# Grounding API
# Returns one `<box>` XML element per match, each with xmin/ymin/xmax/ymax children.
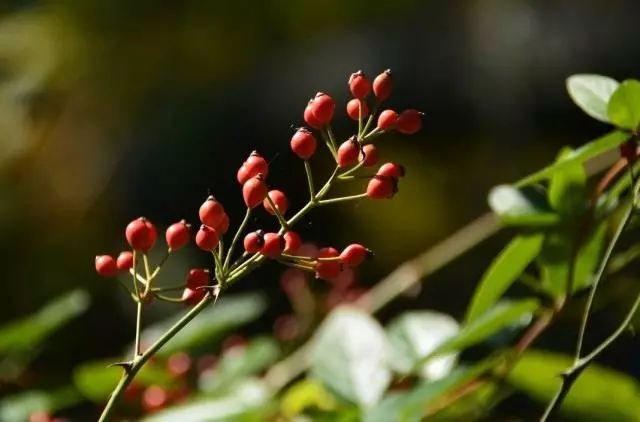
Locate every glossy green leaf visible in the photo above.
<box><xmin>509</xmin><ymin>349</ymin><xmax>640</xmax><ymax>421</ymax></box>
<box><xmin>138</xmin><ymin>292</ymin><xmax>267</xmax><ymax>358</ymax></box>
<box><xmin>566</xmin><ymin>74</ymin><xmax>619</xmax><ymax>123</ymax></box>
<box><xmin>607</xmin><ymin>79</ymin><xmax>640</xmax><ymax>130</ymax></box>
<box><xmin>386</xmin><ymin>311</ymin><xmax>459</xmax><ymax>380</ymax></box>
<box><xmin>0</xmin><ymin>388</ymin><xmax>81</xmax><ymax>422</ymax></box>
<box><xmin>73</xmin><ymin>359</ymin><xmax>175</xmax><ymax>402</ymax></box>
<box><xmin>0</xmin><ymin>290</ymin><xmax>90</xmax><ymax>354</ymax></box>
<box><xmin>465</xmin><ymin>234</ymin><xmax>544</xmax><ymax>324</ymax></box>
<box><xmin>310</xmin><ymin>306</ymin><xmax>392</xmax><ymax>409</ymax></box>
<box><xmin>199</xmin><ymin>337</ymin><xmax>280</xmax><ymax>395</ymax></box>
<box><xmin>548</xmin><ymin>147</ymin><xmax>587</xmax><ymax>216</ymax></box>
<box><xmin>488</xmin><ymin>185</ymin><xmax>560</xmax><ymax>227</ymax></box>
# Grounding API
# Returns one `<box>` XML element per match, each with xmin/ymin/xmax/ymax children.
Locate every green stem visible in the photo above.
<box><xmin>151</xmin><ymin>284</ymin><xmax>187</xmax><ymax>293</ymax></box>
<box><xmin>149</xmin><ymin>249</ymin><xmax>171</xmax><ymax>280</ymax></box>
<box><xmin>224</xmin><ymin>208</ymin><xmax>252</xmax><ymax>271</ymax></box>
<box><xmin>361</xmin><ymin>101</ymin><xmax>380</xmax><ymax>136</ymax></box>
<box><xmin>304</xmin><ymin>161</ymin><xmax>316</xmax><ymax>201</ymax></box>
<box><xmin>317</xmin><ymin>193</ymin><xmax>368</xmax><ymax>206</ymax></box>
<box><xmin>265</xmin><ymin>193</ymin><xmax>290</xmax><ymax>230</ymax></box>
<box><xmin>320</xmin><ymin>129</ymin><xmax>337</xmax><ymax>159</ymax></box>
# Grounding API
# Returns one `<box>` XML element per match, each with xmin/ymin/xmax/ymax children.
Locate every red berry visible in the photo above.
<box><xmin>95</xmin><ymin>255</ymin><xmax>117</xmax><ymax>277</ymax></box>
<box><xmin>260</xmin><ymin>232</ymin><xmax>284</xmax><ymax>258</ymax></box>
<box><xmin>291</xmin><ymin>128</ymin><xmax>317</xmax><ymax>160</ymax></box>
<box><xmin>182</xmin><ymin>287</ymin><xmax>205</xmax><ymax>305</ymax></box>
<box><xmin>377</xmin><ymin>109</ymin><xmax>399</xmax><ymax>131</ymax></box>
<box><xmin>396</xmin><ymin>109</ymin><xmax>423</xmax><ymax>134</ymax></box>
<box><xmin>125</xmin><ymin>217</ymin><xmax>157</xmax><ymax>253</ymax></box>
<box><xmin>167</xmin><ymin>352</ymin><xmax>192</xmax><ymax>378</ymax></box>
<box><xmin>263</xmin><ymin>189</ymin><xmax>289</xmax><ymax>216</ymax></box>
<box><xmin>359</xmin><ymin>144</ymin><xmax>379</xmax><ymax>167</ymax></box>
<box><xmin>216</xmin><ymin>213</ymin><xmax>230</xmax><ymax>235</ymax></box>
<box><xmin>116</xmin><ymin>251</ymin><xmax>134</xmax><ymax>272</ymax></box>
<box><xmin>245</xmin><ymin>151</ymin><xmax>269</xmax><ymax>179</ymax></box>
<box><xmin>337</xmin><ymin>136</ymin><xmax>361</xmax><ymax>168</ymax></box>
<box><xmin>273</xmin><ymin>314</ymin><xmax>300</xmax><ymax>342</ymax></box>
<box><xmin>316</xmin><ymin>247</ymin><xmax>342</xmax><ymax>280</ymax></box>
<box><xmin>142</xmin><ymin>385</ymin><xmax>168</xmax><ymax>413</ymax></box>
<box><xmin>340</xmin><ymin>244</ymin><xmax>373</xmax><ymax>267</ymax></box>
<box><xmin>372</xmin><ymin>69</ymin><xmax>393</xmax><ymax>100</ymax></box>
<box><xmin>304</xmin><ymin>102</ymin><xmax>322</xmax><ymax>129</ymax></box>
<box><xmin>349</xmin><ymin>70</ymin><xmax>370</xmax><ymax>99</ymax></box>
<box><xmin>165</xmin><ymin>220</ymin><xmax>191</xmax><ymax>251</ymax></box>
<box><xmin>280</xmin><ymin>268</ymin><xmax>307</xmax><ymax>297</ymax></box>
<box><xmin>283</xmin><ymin>231</ymin><xmax>302</xmax><ymax>254</ymax></box>
<box><xmin>346</xmin><ymin>98</ymin><xmax>369</xmax><ymax>120</ymax></box>
<box><xmin>199</xmin><ymin>196</ymin><xmax>226</xmax><ymax>228</ymax></box>
<box><xmin>237</xmin><ymin>165</ymin><xmax>251</xmax><ymax>185</ymax></box>
<box><xmin>222</xmin><ymin>334</ymin><xmax>247</xmax><ymax>352</ymax></box>
<box><xmin>195</xmin><ymin>225</ymin><xmax>219</xmax><ymax>251</ymax></box>
<box><xmin>309</xmin><ymin>92</ymin><xmax>335</xmax><ymax>126</ymax></box>
<box><xmin>367</xmin><ymin>175</ymin><xmax>398</xmax><ymax>199</ymax></box>
<box><xmin>186</xmin><ymin>268</ymin><xmax>209</xmax><ymax>290</ymax></box>
<box><xmin>124</xmin><ymin>381</ymin><xmax>143</xmax><ymax>403</ymax></box>
<box><xmin>29</xmin><ymin>412</ymin><xmax>52</xmax><ymax>422</ymax></box>
<box><xmin>243</xmin><ymin>174</ymin><xmax>268</xmax><ymax>208</ymax></box>
<box><xmin>377</xmin><ymin>162</ymin><xmax>405</xmax><ymax>178</ymax></box>
<box><xmin>244</xmin><ymin>230</ymin><xmax>265</xmax><ymax>254</ymax></box>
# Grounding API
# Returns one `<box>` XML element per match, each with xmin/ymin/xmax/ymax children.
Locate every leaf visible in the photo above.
<box><xmin>509</xmin><ymin>349</ymin><xmax>640</xmax><ymax>421</ymax></box>
<box><xmin>487</xmin><ymin>185</ymin><xmax>560</xmax><ymax>227</ymax></box>
<box><xmin>386</xmin><ymin>311</ymin><xmax>459</xmax><ymax>380</ymax></box>
<box><xmin>607</xmin><ymin>79</ymin><xmax>640</xmax><ymax>130</ymax></box>
<box><xmin>548</xmin><ymin>147</ymin><xmax>587</xmax><ymax>216</ymax></box>
<box><xmin>0</xmin><ymin>290</ymin><xmax>90</xmax><ymax>354</ymax></box>
<box><xmin>280</xmin><ymin>379</ymin><xmax>339</xmax><ymax>418</ymax></box>
<box><xmin>138</xmin><ymin>292</ymin><xmax>267</xmax><ymax>358</ymax></box>
<box><xmin>199</xmin><ymin>337</ymin><xmax>281</xmax><ymax>395</ymax></box>
<box><xmin>465</xmin><ymin>234</ymin><xmax>544</xmax><ymax>324</ymax></box>
<box><xmin>73</xmin><ymin>359</ymin><xmax>175</xmax><ymax>402</ymax></box>
<box><xmin>309</xmin><ymin>306</ymin><xmax>392</xmax><ymax>409</ymax></box>
<box><xmin>566</xmin><ymin>74</ymin><xmax>619</xmax><ymax>123</ymax></box>
<box><xmin>0</xmin><ymin>388</ymin><xmax>82</xmax><ymax>422</ymax></box>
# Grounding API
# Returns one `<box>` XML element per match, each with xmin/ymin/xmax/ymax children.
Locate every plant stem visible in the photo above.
<box><xmin>224</xmin><ymin>208</ymin><xmax>252</xmax><ymax>271</ymax></box>
<box><xmin>149</xmin><ymin>249</ymin><xmax>171</xmax><ymax>280</ymax></box>
<box><xmin>317</xmin><ymin>193</ymin><xmax>368</xmax><ymax>206</ymax></box>
<box><xmin>304</xmin><ymin>161</ymin><xmax>316</xmax><ymax>200</ymax></box>
<box><xmin>265</xmin><ymin>193</ymin><xmax>289</xmax><ymax>230</ymax></box>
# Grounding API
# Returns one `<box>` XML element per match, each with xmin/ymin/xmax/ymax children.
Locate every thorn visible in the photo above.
<box><xmin>108</xmin><ymin>361</ymin><xmax>133</xmax><ymax>372</ymax></box>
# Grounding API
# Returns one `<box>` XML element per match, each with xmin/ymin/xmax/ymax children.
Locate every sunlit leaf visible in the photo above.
<box><xmin>607</xmin><ymin>79</ymin><xmax>640</xmax><ymax>130</ymax></box>
<box><xmin>0</xmin><ymin>388</ymin><xmax>81</xmax><ymax>422</ymax></box>
<box><xmin>566</xmin><ymin>74</ymin><xmax>619</xmax><ymax>123</ymax></box>
<box><xmin>280</xmin><ymin>379</ymin><xmax>338</xmax><ymax>418</ymax></box>
<box><xmin>488</xmin><ymin>185</ymin><xmax>560</xmax><ymax>227</ymax></box>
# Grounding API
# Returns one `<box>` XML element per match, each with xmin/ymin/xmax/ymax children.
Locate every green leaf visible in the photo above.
<box><xmin>73</xmin><ymin>359</ymin><xmax>175</xmax><ymax>402</ymax></box>
<box><xmin>199</xmin><ymin>337</ymin><xmax>281</xmax><ymax>395</ymax></box>
<box><xmin>509</xmin><ymin>349</ymin><xmax>640</xmax><ymax>421</ymax></box>
<box><xmin>607</xmin><ymin>79</ymin><xmax>640</xmax><ymax>130</ymax></box>
<box><xmin>138</xmin><ymin>292</ymin><xmax>267</xmax><ymax>358</ymax></box>
<box><xmin>488</xmin><ymin>185</ymin><xmax>560</xmax><ymax>227</ymax></box>
<box><xmin>0</xmin><ymin>289</ymin><xmax>90</xmax><ymax>354</ymax></box>
<box><xmin>309</xmin><ymin>306</ymin><xmax>392</xmax><ymax>409</ymax></box>
<box><xmin>465</xmin><ymin>234</ymin><xmax>544</xmax><ymax>324</ymax></box>
<box><xmin>566</xmin><ymin>74</ymin><xmax>619</xmax><ymax>123</ymax></box>
<box><xmin>548</xmin><ymin>147</ymin><xmax>587</xmax><ymax>216</ymax></box>
<box><xmin>280</xmin><ymin>379</ymin><xmax>339</xmax><ymax>418</ymax></box>
<box><xmin>0</xmin><ymin>388</ymin><xmax>82</xmax><ymax>422</ymax></box>
<box><xmin>386</xmin><ymin>311</ymin><xmax>459</xmax><ymax>380</ymax></box>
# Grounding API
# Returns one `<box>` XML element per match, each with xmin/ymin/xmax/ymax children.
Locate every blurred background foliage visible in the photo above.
<box><xmin>1</xmin><ymin>0</ymin><xmax>640</xmax><ymax>420</ymax></box>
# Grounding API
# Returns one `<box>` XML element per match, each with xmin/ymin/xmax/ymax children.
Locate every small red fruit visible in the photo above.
<box><xmin>263</xmin><ymin>189</ymin><xmax>289</xmax><ymax>216</ymax></box>
<box><xmin>195</xmin><ymin>225</ymin><xmax>219</xmax><ymax>251</ymax></box>
<box><xmin>309</xmin><ymin>92</ymin><xmax>335</xmax><ymax>126</ymax></box>
<box><xmin>243</xmin><ymin>174</ymin><xmax>268</xmax><ymax>208</ymax></box>
<box><xmin>186</xmin><ymin>268</ymin><xmax>209</xmax><ymax>290</ymax></box>
<box><xmin>244</xmin><ymin>230</ymin><xmax>265</xmax><ymax>254</ymax></box>
<box><xmin>372</xmin><ymin>69</ymin><xmax>393</xmax><ymax>100</ymax></box>
<box><xmin>346</xmin><ymin>98</ymin><xmax>369</xmax><ymax>120</ymax></box>
<box><xmin>182</xmin><ymin>287</ymin><xmax>205</xmax><ymax>305</ymax></box>
<box><xmin>377</xmin><ymin>162</ymin><xmax>405</xmax><ymax>178</ymax></box>
<box><xmin>304</xmin><ymin>101</ymin><xmax>322</xmax><ymax>129</ymax></box>
<box><xmin>316</xmin><ymin>247</ymin><xmax>342</xmax><ymax>280</ymax></box>
<box><xmin>125</xmin><ymin>217</ymin><xmax>157</xmax><ymax>253</ymax></box>
<box><xmin>237</xmin><ymin>165</ymin><xmax>251</xmax><ymax>185</ymax></box>
<box><xmin>245</xmin><ymin>151</ymin><xmax>269</xmax><ymax>179</ymax></box>
<box><xmin>29</xmin><ymin>412</ymin><xmax>52</xmax><ymax>422</ymax></box>
<box><xmin>291</xmin><ymin>128</ymin><xmax>317</xmax><ymax>160</ymax></box>
<box><xmin>349</xmin><ymin>70</ymin><xmax>370</xmax><ymax>99</ymax></box>
<box><xmin>142</xmin><ymin>385</ymin><xmax>168</xmax><ymax>413</ymax></box>
<box><xmin>359</xmin><ymin>144</ymin><xmax>379</xmax><ymax>167</ymax></box>
<box><xmin>95</xmin><ymin>255</ymin><xmax>117</xmax><ymax>277</ymax></box>
<box><xmin>377</xmin><ymin>109</ymin><xmax>399</xmax><ymax>131</ymax></box>
<box><xmin>283</xmin><ymin>231</ymin><xmax>302</xmax><ymax>254</ymax></box>
<box><xmin>260</xmin><ymin>232</ymin><xmax>284</xmax><ymax>258</ymax></box>
<box><xmin>396</xmin><ymin>109</ymin><xmax>423</xmax><ymax>134</ymax></box>
<box><xmin>273</xmin><ymin>314</ymin><xmax>300</xmax><ymax>342</ymax></box>
<box><xmin>216</xmin><ymin>213</ymin><xmax>230</xmax><ymax>234</ymax></box>
<box><xmin>116</xmin><ymin>251</ymin><xmax>134</xmax><ymax>272</ymax></box>
<box><xmin>199</xmin><ymin>196</ymin><xmax>226</xmax><ymax>228</ymax></box>
<box><xmin>340</xmin><ymin>244</ymin><xmax>373</xmax><ymax>267</ymax></box>
<box><xmin>366</xmin><ymin>175</ymin><xmax>398</xmax><ymax>199</ymax></box>
<box><xmin>337</xmin><ymin>136</ymin><xmax>361</xmax><ymax>168</ymax></box>
<box><xmin>167</xmin><ymin>352</ymin><xmax>192</xmax><ymax>378</ymax></box>
<box><xmin>165</xmin><ymin>220</ymin><xmax>191</xmax><ymax>251</ymax></box>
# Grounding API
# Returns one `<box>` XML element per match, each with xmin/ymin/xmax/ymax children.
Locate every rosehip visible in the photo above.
<box><xmin>263</xmin><ymin>189</ymin><xmax>289</xmax><ymax>216</ymax></box>
<box><xmin>165</xmin><ymin>220</ymin><xmax>191</xmax><ymax>251</ymax></box>
<box><xmin>244</xmin><ymin>230</ymin><xmax>265</xmax><ymax>254</ymax></box>
<box><xmin>396</xmin><ymin>109</ymin><xmax>423</xmax><ymax>134</ymax></box>
<box><xmin>116</xmin><ymin>251</ymin><xmax>134</xmax><ymax>272</ymax></box>
<box><xmin>243</xmin><ymin>174</ymin><xmax>268</xmax><ymax>208</ymax></box>
<box><xmin>372</xmin><ymin>69</ymin><xmax>393</xmax><ymax>100</ymax></box>
<box><xmin>291</xmin><ymin>127</ymin><xmax>317</xmax><ymax>160</ymax></box>
<box><xmin>199</xmin><ymin>196</ymin><xmax>226</xmax><ymax>228</ymax></box>
<box><xmin>348</xmin><ymin>70</ymin><xmax>370</xmax><ymax>99</ymax></box>
<box><xmin>95</xmin><ymin>255</ymin><xmax>117</xmax><ymax>277</ymax></box>
<box><xmin>167</xmin><ymin>352</ymin><xmax>192</xmax><ymax>378</ymax></box>
<box><xmin>283</xmin><ymin>231</ymin><xmax>302</xmax><ymax>254</ymax></box>
<box><xmin>377</xmin><ymin>109</ymin><xmax>399</xmax><ymax>131</ymax></box>
<box><xmin>377</xmin><ymin>162</ymin><xmax>405</xmax><ymax>178</ymax></box>
<box><xmin>142</xmin><ymin>385</ymin><xmax>168</xmax><ymax>413</ymax></box>
<box><xmin>216</xmin><ymin>213</ymin><xmax>230</xmax><ymax>234</ymax></box>
<box><xmin>237</xmin><ymin>165</ymin><xmax>251</xmax><ymax>185</ymax></box>
<box><xmin>309</xmin><ymin>92</ymin><xmax>335</xmax><ymax>126</ymax></box>
<box><xmin>182</xmin><ymin>287</ymin><xmax>205</xmax><ymax>305</ymax></box>
<box><xmin>337</xmin><ymin>136</ymin><xmax>361</xmax><ymax>168</ymax></box>
<box><xmin>125</xmin><ymin>217</ymin><xmax>157</xmax><ymax>253</ymax></box>
<box><xmin>260</xmin><ymin>232</ymin><xmax>284</xmax><ymax>258</ymax></box>
<box><xmin>195</xmin><ymin>225</ymin><xmax>219</xmax><ymax>251</ymax></box>
<box><xmin>304</xmin><ymin>101</ymin><xmax>322</xmax><ymax>129</ymax></box>
<box><xmin>359</xmin><ymin>144</ymin><xmax>379</xmax><ymax>167</ymax></box>
<box><xmin>245</xmin><ymin>151</ymin><xmax>269</xmax><ymax>179</ymax></box>
<box><xmin>316</xmin><ymin>247</ymin><xmax>342</xmax><ymax>280</ymax></box>
<box><xmin>340</xmin><ymin>244</ymin><xmax>373</xmax><ymax>267</ymax></box>
<box><xmin>346</xmin><ymin>98</ymin><xmax>369</xmax><ymax>120</ymax></box>
<box><xmin>366</xmin><ymin>175</ymin><xmax>398</xmax><ymax>199</ymax></box>
<box><xmin>29</xmin><ymin>412</ymin><xmax>51</xmax><ymax>422</ymax></box>
<box><xmin>186</xmin><ymin>268</ymin><xmax>209</xmax><ymax>290</ymax></box>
